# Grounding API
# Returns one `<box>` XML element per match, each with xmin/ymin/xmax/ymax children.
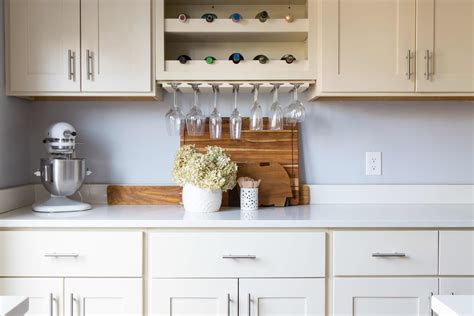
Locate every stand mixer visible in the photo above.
<box><xmin>33</xmin><ymin>122</ymin><xmax>92</xmax><ymax>213</ymax></box>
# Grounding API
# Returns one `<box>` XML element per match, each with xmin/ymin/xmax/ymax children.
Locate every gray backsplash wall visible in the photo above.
<box><xmin>0</xmin><ymin>3</ymin><xmax>31</xmax><ymax>189</ymax></box>
<box><xmin>29</xmin><ymin>92</ymin><xmax>474</xmax><ymax>185</ymax></box>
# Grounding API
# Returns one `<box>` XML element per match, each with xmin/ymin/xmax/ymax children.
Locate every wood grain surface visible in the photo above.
<box><xmin>107</xmin><ymin>186</ymin><xmax>182</xmax><ymax>205</ymax></box>
<box><xmin>182</xmin><ymin>118</ymin><xmax>301</xmax><ymax>205</ymax></box>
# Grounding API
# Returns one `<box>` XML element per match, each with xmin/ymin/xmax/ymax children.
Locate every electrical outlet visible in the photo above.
<box><xmin>366</xmin><ymin>152</ymin><xmax>382</xmax><ymax>176</ymax></box>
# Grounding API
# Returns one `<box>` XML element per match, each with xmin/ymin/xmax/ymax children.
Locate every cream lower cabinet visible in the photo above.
<box><xmin>239</xmin><ymin>279</ymin><xmax>325</xmax><ymax>316</ymax></box>
<box><xmin>150</xmin><ymin>279</ymin><xmax>238</xmax><ymax>316</ymax></box>
<box><xmin>0</xmin><ymin>278</ymin><xmax>63</xmax><ymax>316</ymax></box>
<box><xmin>439</xmin><ymin>278</ymin><xmax>474</xmax><ymax>295</ymax></box>
<box><xmin>333</xmin><ymin>278</ymin><xmax>438</xmax><ymax>315</ymax></box>
<box><xmin>65</xmin><ymin>278</ymin><xmax>142</xmax><ymax>316</ymax></box>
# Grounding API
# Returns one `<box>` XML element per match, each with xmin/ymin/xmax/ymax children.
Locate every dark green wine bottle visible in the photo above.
<box><xmin>254</xmin><ymin>55</ymin><xmax>269</xmax><ymax>64</ymax></box>
<box><xmin>255</xmin><ymin>11</ymin><xmax>269</xmax><ymax>22</ymax></box>
<box><xmin>202</xmin><ymin>13</ymin><xmax>218</xmax><ymax>23</ymax></box>
<box><xmin>229</xmin><ymin>53</ymin><xmax>244</xmax><ymax>64</ymax></box>
<box><xmin>177</xmin><ymin>55</ymin><xmax>191</xmax><ymax>64</ymax></box>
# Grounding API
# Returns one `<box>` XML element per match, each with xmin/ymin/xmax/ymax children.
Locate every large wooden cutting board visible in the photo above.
<box><xmin>181</xmin><ymin>118</ymin><xmax>300</xmax><ymax>205</ymax></box>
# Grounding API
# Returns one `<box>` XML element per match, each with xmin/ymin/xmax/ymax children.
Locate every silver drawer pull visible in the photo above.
<box><xmin>372</xmin><ymin>252</ymin><xmax>406</xmax><ymax>258</ymax></box>
<box><xmin>222</xmin><ymin>255</ymin><xmax>257</xmax><ymax>259</ymax></box>
<box><xmin>45</xmin><ymin>253</ymin><xmax>79</xmax><ymax>258</ymax></box>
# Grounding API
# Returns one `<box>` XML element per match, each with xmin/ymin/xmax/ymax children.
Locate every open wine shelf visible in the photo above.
<box><xmin>156</xmin><ymin>0</ymin><xmax>316</xmax><ymax>82</ymax></box>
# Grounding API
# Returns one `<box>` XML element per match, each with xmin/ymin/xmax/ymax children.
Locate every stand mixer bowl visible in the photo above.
<box><xmin>40</xmin><ymin>158</ymin><xmax>86</xmax><ymax>197</ymax></box>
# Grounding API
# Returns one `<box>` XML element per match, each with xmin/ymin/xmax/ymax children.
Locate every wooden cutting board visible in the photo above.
<box><xmin>237</xmin><ymin>162</ymin><xmax>293</xmax><ymax>207</ymax></box>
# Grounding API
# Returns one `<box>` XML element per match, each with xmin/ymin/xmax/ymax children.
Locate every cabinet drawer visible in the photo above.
<box><xmin>333</xmin><ymin>231</ymin><xmax>438</xmax><ymax>276</ymax></box>
<box><xmin>149</xmin><ymin>231</ymin><xmax>325</xmax><ymax>277</ymax></box>
<box><xmin>0</xmin><ymin>231</ymin><xmax>142</xmax><ymax>277</ymax></box>
<box><xmin>439</xmin><ymin>231</ymin><xmax>474</xmax><ymax>275</ymax></box>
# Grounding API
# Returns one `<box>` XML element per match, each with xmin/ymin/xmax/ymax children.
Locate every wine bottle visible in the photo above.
<box><xmin>254</xmin><ymin>55</ymin><xmax>269</xmax><ymax>64</ymax></box>
<box><xmin>177</xmin><ymin>13</ymin><xmax>189</xmax><ymax>23</ymax></box>
<box><xmin>229</xmin><ymin>13</ymin><xmax>242</xmax><ymax>23</ymax></box>
<box><xmin>281</xmin><ymin>54</ymin><xmax>296</xmax><ymax>64</ymax></box>
<box><xmin>177</xmin><ymin>55</ymin><xmax>191</xmax><ymax>64</ymax></box>
<box><xmin>229</xmin><ymin>53</ymin><xmax>244</xmax><ymax>64</ymax></box>
<box><xmin>204</xmin><ymin>56</ymin><xmax>216</xmax><ymax>64</ymax></box>
<box><xmin>201</xmin><ymin>13</ymin><xmax>218</xmax><ymax>23</ymax></box>
<box><xmin>255</xmin><ymin>11</ymin><xmax>269</xmax><ymax>23</ymax></box>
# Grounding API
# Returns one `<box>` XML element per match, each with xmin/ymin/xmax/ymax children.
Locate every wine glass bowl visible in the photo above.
<box><xmin>284</xmin><ymin>83</ymin><xmax>306</xmax><ymax>125</ymax></box>
<box><xmin>230</xmin><ymin>84</ymin><xmax>242</xmax><ymax>140</ymax></box>
<box><xmin>250</xmin><ymin>83</ymin><xmax>263</xmax><ymax>131</ymax></box>
<box><xmin>270</xmin><ymin>83</ymin><xmax>283</xmax><ymax>130</ymax></box>
<box><xmin>165</xmin><ymin>83</ymin><xmax>185</xmax><ymax>136</ymax></box>
<box><xmin>186</xmin><ymin>84</ymin><xmax>206</xmax><ymax>136</ymax></box>
<box><xmin>209</xmin><ymin>84</ymin><xmax>222</xmax><ymax>139</ymax></box>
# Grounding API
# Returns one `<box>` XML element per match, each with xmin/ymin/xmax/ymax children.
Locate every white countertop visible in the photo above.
<box><xmin>0</xmin><ymin>297</ymin><xmax>28</xmax><ymax>316</ymax></box>
<box><xmin>0</xmin><ymin>204</ymin><xmax>473</xmax><ymax>228</ymax></box>
<box><xmin>432</xmin><ymin>295</ymin><xmax>474</xmax><ymax>316</ymax></box>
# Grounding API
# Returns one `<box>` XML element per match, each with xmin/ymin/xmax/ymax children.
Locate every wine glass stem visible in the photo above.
<box><xmin>213</xmin><ymin>89</ymin><xmax>218</xmax><ymax>111</ymax></box>
<box><xmin>173</xmin><ymin>89</ymin><xmax>178</xmax><ymax>109</ymax></box>
<box><xmin>273</xmin><ymin>87</ymin><xmax>279</xmax><ymax>103</ymax></box>
<box><xmin>234</xmin><ymin>90</ymin><xmax>238</xmax><ymax>110</ymax></box>
<box><xmin>194</xmin><ymin>89</ymin><xmax>199</xmax><ymax>108</ymax></box>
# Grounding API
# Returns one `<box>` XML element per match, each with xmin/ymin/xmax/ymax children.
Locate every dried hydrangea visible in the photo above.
<box><xmin>172</xmin><ymin>145</ymin><xmax>238</xmax><ymax>192</ymax></box>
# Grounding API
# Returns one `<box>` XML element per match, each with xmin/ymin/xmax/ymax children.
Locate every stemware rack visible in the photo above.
<box><xmin>160</xmin><ymin>81</ymin><xmax>313</xmax><ymax>94</ymax></box>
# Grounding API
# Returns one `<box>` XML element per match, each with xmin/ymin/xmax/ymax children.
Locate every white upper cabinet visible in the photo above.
<box><xmin>81</xmin><ymin>0</ymin><xmax>152</xmax><ymax>92</ymax></box>
<box><xmin>6</xmin><ymin>0</ymin><xmax>153</xmax><ymax>96</ymax></box>
<box><xmin>7</xmin><ymin>0</ymin><xmax>81</xmax><ymax>93</ymax></box>
<box><xmin>320</xmin><ymin>0</ymin><xmax>416</xmax><ymax>93</ymax></box>
<box><xmin>416</xmin><ymin>0</ymin><xmax>474</xmax><ymax>92</ymax></box>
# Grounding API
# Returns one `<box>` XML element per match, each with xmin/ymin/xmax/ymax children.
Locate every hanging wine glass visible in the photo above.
<box><xmin>284</xmin><ymin>83</ymin><xmax>306</xmax><ymax>125</ymax></box>
<box><xmin>165</xmin><ymin>83</ymin><xmax>185</xmax><ymax>136</ymax></box>
<box><xmin>250</xmin><ymin>83</ymin><xmax>263</xmax><ymax>131</ymax></box>
<box><xmin>230</xmin><ymin>84</ymin><xmax>242</xmax><ymax>140</ymax></box>
<box><xmin>270</xmin><ymin>83</ymin><xmax>283</xmax><ymax>130</ymax></box>
<box><xmin>209</xmin><ymin>84</ymin><xmax>222</xmax><ymax>139</ymax></box>
<box><xmin>186</xmin><ymin>84</ymin><xmax>206</xmax><ymax>136</ymax></box>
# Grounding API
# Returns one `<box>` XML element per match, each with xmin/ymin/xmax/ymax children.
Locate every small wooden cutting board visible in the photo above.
<box><xmin>237</xmin><ymin>162</ymin><xmax>293</xmax><ymax>207</ymax></box>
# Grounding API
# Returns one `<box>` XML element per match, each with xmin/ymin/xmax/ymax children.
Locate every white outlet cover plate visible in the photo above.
<box><xmin>366</xmin><ymin>152</ymin><xmax>382</xmax><ymax>176</ymax></box>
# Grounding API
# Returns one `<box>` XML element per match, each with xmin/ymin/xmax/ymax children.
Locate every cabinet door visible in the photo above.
<box><xmin>7</xmin><ymin>0</ymin><xmax>80</xmax><ymax>93</ymax></box>
<box><xmin>0</xmin><ymin>278</ymin><xmax>63</xmax><ymax>316</ymax></box>
<box><xmin>65</xmin><ymin>278</ymin><xmax>142</xmax><ymax>316</ymax></box>
<box><xmin>440</xmin><ymin>278</ymin><xmax>474</xmax><ymax>295</ymax></box>
<box><xmin>334</xmin><ymin>278</ymin><xmax>438</xmax><ymax>315</ymax></box>
<box><xmin>320</xmin><ymin>0</ymin><xmax>416</xmax><ymax>92</ymax></box>
<box><xmin>149</xmin><ymin>279</ymin><xmax>238</xmax><ymax>316</ymax></box>
<box><xmin>239</xmin><ymin>279</ymin><xmax>325</xmax><ymax>316</ymax></box>
<box><xmin>81</xmin><ymin>0</ymin><xmax>151</xmax><ymax>92</ymax></box>
<box><xmin>417</xmin><ymin>0</ymin><xmax>474</xmax><ymax>92</ymax></box>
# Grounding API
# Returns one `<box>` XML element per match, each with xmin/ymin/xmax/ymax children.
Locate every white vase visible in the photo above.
<box><xmin>182</xmin><ymin>183</ymin><xmax>222</xmax><ymax>213</ymax></box>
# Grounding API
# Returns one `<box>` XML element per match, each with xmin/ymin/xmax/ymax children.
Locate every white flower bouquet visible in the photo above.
<box><xmin>173</xmin><ymin>145</ymin><xmax>238</xmax><ymax>192</ymax></box>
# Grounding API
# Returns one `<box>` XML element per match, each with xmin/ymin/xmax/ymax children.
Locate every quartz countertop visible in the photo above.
<box><xmin>432</xmin><ymin>295</ymin><xmax>474</xmax><ymax>316</ymax></box>
<box><xmin>0</xmin><ymin>297</ymin><xmax>28</xmax><ymax>316</ymax></box>
<box><xmin>0</xmin><ymin>204</ymin><xmax>473</xmax><ymax>228</ymax></box>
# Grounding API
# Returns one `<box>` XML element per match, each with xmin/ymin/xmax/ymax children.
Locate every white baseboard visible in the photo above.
<box><xmin>309</xmin><ymin>185</ymin><xmax>474</xmax><ymax>204</ymax></box>
<box><xmin>0</xmin><ymin>185</ymin><xmax>35</xmax><ymax>214</ymax></box>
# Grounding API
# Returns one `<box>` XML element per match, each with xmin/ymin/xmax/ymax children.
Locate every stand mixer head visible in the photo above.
<box><xmin>33</xmin><ymin>122</ymin><xmax>92</xmax><ymax>213</ymax></box>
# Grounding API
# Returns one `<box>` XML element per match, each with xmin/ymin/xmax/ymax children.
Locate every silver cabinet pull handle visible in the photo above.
<box><xmin>68</xmin><ymin>50</ymin><xmax>75</xmax><ymax>80</ymax></box>
<box><xmin>424</xmin><ymin>49</ymin><xmax>431</xmax><ymax>80</ymax></box>
<box><xmin>248</xmin><ymin>293</ymin><xmax>251</xmax><ymax>316</ymax></box>
<box><xmin>49</xmin><ymin>293</ymin><xmax>56</xmax><ymax>316</ymax></box>
<box><xmin>70</xmin><ymin>294</ymin><xmax>75</xmax><ymax>316</ymax></box>
<box><xmin>430</xmin><ymin>292</ymin><xmax>434</xmax><ymax>316</ymax></box>
<box><xmin>222</xmin><ymin>255</ymin><xmax>257</xmax><ymax>259</ymax></box>
<box><xmin>82</xmin><ymin>297</ymin><xmax>86</xmax><ymax>316</ymax></box>
<box><xmin>405</xmin><ymin>49</ymin><xmax>412</xmax><ymax>80</ymax></box>
<box><xmin>45</xmin><ymin>253</ymin><xmax>79</xmax><ymax>258</ymax></box>
<box><xmin>86</xmin><ymin>49</ymin><xmax>93</xmax><ymax>80</ymax></box>
<box><xmin>227</xmin><ymin>293</ymin><xmax>231</xmax><ymax>316</ymax></box>
<box><xmin>372</xmin><ymin>252</ymin><xmax>406</xmax><ymax>258</ymax></box>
